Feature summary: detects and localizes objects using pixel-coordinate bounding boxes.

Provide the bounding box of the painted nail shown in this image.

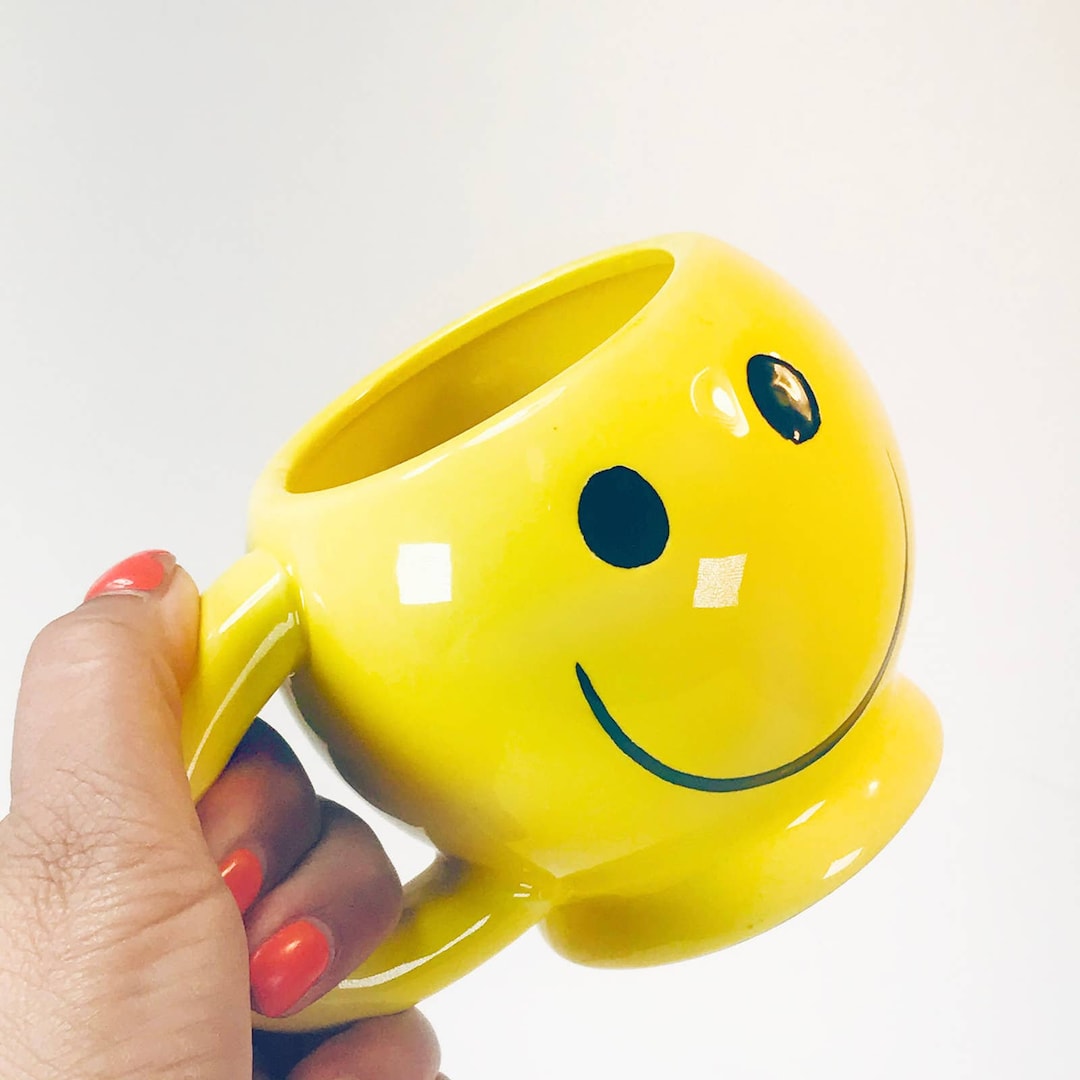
[219,848,263,915]
[250,919,332,1017]
[85,550,176,601]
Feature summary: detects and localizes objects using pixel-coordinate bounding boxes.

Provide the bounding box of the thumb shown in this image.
[10,550,202,845]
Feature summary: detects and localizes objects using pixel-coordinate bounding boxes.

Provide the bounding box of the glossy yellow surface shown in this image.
[181,233,942,1031]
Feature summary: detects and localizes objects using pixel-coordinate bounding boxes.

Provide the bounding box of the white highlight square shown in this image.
[396,543,452,605]
[693,554,747,608]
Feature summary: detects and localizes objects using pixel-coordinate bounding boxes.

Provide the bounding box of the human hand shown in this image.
[0,550,443,1079]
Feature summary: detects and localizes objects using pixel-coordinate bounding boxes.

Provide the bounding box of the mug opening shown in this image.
[284,249,675,493]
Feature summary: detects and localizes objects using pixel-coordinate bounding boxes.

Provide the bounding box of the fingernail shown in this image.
[219,848,263,915]
[250,919,332,1017]
[85,550,177,601]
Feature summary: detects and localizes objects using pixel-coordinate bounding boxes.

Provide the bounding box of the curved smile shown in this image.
[576,459,909,792]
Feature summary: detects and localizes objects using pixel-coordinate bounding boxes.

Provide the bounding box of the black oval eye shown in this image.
[578,466,669,568]
[746,354,820,443]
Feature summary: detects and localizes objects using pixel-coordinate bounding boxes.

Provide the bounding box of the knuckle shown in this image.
[24,606,180,718]
[0,810,97,935]
[30,606,140,665]
[3,803,224,949]
[237,729,317,812]
[360,845,404,936]
[352,833,403,937]
[405,1008,442,1068]
[234,717,302,767]
[320,801,403,934]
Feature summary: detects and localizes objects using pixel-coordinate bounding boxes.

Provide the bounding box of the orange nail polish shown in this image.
[219,848,263,915]
[85,550,176,601]
[250,919,331,1017]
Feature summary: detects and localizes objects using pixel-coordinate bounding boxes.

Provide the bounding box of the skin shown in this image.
[0,559,445,1079]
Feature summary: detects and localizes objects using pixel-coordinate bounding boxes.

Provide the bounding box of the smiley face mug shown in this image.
[181,233,942,1031]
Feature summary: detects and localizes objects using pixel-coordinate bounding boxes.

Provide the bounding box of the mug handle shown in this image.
[181,552,550,1030]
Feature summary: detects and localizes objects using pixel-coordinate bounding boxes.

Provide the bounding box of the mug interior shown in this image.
[285,250,674,493]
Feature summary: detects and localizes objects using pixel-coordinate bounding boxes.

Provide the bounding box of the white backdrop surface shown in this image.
[1,3,1078,1078]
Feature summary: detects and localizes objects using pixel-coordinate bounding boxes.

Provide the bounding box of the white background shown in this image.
[1,3,1078,1077]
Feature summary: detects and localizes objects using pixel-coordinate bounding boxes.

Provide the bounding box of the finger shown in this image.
[197,718,321,915]
[10,550,201,841]
[252,1028,342,1079]
[246,800,403,1018]
[286,1010,440,1080]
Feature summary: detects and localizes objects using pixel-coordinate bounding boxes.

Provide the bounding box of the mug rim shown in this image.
[260,232,709,500]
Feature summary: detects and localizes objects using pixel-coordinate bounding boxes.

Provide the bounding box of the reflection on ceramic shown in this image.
[180,233,942,1031]
[395,543,453,605]
[692,554,746,608]
[690,366,750,436]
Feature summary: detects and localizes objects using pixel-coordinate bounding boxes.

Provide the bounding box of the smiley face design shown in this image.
[573,356,907,793]
[275,242,930,882]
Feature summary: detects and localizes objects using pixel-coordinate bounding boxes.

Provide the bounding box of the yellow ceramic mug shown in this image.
[182,233,942,1031]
